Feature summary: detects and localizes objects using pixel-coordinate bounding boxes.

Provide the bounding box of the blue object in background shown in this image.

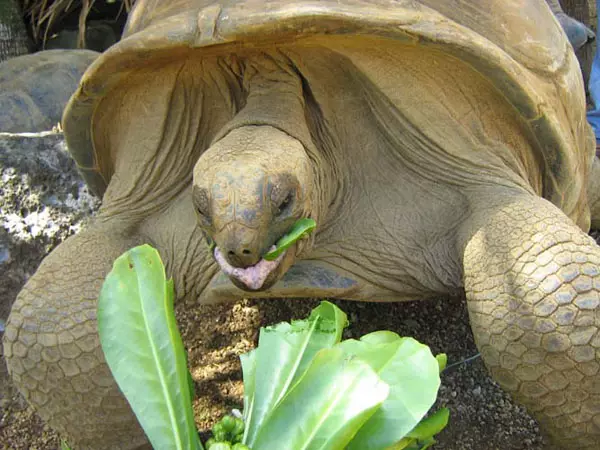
[587,0,600,145]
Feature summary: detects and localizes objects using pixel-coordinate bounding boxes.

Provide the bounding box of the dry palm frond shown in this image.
[20,0,136,46]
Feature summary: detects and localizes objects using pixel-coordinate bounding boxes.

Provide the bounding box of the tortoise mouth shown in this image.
[213,246,290,291]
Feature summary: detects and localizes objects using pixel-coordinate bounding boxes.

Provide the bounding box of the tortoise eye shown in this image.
[194,188,211,222]
[276,192,294,216]
[270,174,298,217]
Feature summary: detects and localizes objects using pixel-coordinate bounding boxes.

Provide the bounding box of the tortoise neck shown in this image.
[214,53,312,148]
[209,53,340,231]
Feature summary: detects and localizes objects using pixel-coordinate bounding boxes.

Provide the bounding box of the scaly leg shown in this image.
[3,219,147,449]
[461,192,600,448]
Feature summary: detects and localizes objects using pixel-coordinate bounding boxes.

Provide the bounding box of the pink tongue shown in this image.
[214,246,285,290]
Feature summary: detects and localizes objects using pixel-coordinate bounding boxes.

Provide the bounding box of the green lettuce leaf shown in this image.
[251,347,389,449]
[263,218,316,260]
[97,244,202,450]
[341,332,441,450]
[242,301,347,446]
[386,408,450,450]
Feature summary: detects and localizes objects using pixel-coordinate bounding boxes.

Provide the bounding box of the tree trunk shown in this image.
[0,0,31,62]
[560,0,596,88]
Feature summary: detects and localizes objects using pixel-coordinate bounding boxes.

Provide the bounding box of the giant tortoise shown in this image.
[3,0,600,448]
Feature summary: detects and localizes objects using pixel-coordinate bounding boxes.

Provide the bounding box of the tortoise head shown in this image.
[192,125,314,291]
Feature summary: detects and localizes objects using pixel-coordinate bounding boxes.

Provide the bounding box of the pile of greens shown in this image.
[95,245,449,450]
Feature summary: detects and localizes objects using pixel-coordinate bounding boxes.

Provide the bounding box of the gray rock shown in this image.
[0,130,99,332]
[0,50,99,132]
[45,21,119,53]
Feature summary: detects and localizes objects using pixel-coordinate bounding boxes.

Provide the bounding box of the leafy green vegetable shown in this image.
[206,441,249,450]
[208,415,245,447]
[207,443,232,450]
[263,218,316,260]
[240,301,447,450]
[340,332,442,450]
[436,353,447,372]
[240,350,257,425]
[232,445,251,450]
[386,408,450,450]
[97,244,448,450]
[97,245,202,450]
[406,408,450,442]
[242,301,348,445]
[251,347,389,449]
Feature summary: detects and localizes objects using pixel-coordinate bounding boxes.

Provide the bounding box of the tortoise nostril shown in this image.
[227,248,252,257]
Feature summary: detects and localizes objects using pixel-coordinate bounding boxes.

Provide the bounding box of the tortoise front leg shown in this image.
[460,192,600,448]
[2,220,148,449]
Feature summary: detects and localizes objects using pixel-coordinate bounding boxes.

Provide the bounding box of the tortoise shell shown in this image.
[63,0,594,229]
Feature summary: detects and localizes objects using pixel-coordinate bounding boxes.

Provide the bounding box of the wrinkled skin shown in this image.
[3,1,600,449]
